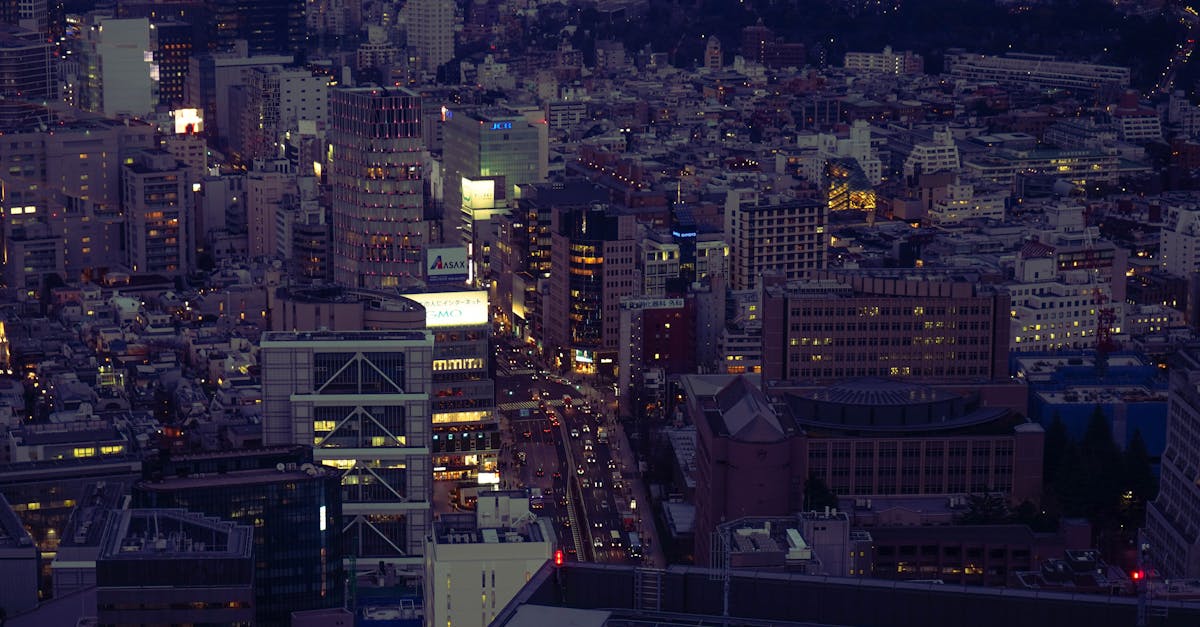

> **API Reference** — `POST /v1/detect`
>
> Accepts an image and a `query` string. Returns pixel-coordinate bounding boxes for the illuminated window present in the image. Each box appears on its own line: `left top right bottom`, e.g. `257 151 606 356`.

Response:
73 447 96 458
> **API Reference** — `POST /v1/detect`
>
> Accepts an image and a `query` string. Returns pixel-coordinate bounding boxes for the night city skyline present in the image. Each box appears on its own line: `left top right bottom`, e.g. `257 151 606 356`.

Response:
2 1 1200 626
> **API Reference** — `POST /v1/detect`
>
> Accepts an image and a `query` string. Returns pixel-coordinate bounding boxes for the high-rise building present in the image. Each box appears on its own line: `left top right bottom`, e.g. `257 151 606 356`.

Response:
0 0 48 36
133 448 344 627
0 24 52 100
544 202 640 376
401 0 455 73
151 19 194 107
121 150 192 277
78 14 157 119
1146 346 1200 578
328 86 429 289
205 0 305 57
441 106 548 254
260 330 434 576
724 190 827 291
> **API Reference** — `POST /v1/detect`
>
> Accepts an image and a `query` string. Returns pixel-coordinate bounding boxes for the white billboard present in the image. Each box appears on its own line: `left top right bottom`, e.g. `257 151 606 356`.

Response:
461 177 496 210
426 246 469 284
405 291 489 328
172 108 204 134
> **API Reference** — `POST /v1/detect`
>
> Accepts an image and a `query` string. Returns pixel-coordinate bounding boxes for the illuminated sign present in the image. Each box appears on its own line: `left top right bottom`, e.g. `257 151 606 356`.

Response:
491 121 512 130
426 246 469 283
172 108 204 134
405 291 489 328
319 505 327 531
620 298 685 311
461 178 496 211
432 357 486 371
574 349 594 364
477 472 500 485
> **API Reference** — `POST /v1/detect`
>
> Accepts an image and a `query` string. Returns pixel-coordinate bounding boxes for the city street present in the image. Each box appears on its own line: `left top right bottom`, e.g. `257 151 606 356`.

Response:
492 337 665 568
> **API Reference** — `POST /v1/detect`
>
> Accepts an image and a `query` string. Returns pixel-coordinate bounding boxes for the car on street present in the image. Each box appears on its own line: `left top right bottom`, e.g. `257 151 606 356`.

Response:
536 467 545 477
570 428 580 439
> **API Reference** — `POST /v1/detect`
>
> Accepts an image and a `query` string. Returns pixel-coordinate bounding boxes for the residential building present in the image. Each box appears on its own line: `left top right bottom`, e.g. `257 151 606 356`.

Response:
328 86 429 289
945 51 1130 92
402 0 455 73
260 330 434 576
724 190 827 290
122 150 192 277
844 46 924 75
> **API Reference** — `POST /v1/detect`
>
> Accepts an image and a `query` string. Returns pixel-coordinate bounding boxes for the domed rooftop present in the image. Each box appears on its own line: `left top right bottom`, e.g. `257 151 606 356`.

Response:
805 379 955 406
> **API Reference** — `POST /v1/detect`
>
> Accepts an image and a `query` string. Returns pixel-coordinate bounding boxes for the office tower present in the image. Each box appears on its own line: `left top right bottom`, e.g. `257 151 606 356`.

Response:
1146 346 1200 578
133 448 344 626
0 25 51 100
96 509 255 626
151 19 193 107
543 202 639 377
441 107 548 252
424 492 554 627
260 331 434 576
0 0 47 35
760 271 1011 383
724 190 827 290
121 150 192 277
78 14 157 119
205 0 305 57
328 86 428 289
402 0 455 73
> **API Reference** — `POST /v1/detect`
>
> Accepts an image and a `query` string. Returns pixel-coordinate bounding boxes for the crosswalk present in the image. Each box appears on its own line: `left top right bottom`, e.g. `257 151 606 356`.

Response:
498 399 564 411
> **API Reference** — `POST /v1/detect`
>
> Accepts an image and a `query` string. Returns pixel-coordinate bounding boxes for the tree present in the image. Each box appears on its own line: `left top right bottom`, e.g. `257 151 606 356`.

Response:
803 473 839 512
1044 412 1069 484
956 493 1010 525
1123 429 1158 503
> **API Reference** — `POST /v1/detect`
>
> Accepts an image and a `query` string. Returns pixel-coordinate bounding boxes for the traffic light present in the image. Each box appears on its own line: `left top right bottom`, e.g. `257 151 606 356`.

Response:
554 549 564 567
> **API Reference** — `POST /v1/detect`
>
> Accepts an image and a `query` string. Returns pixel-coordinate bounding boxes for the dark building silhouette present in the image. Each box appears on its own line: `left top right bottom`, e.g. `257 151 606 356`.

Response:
133 448 343 627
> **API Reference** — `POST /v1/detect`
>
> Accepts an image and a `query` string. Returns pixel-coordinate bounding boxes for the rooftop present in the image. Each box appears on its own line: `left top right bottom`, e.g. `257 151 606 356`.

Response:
100 508 253 560
261 330 431 345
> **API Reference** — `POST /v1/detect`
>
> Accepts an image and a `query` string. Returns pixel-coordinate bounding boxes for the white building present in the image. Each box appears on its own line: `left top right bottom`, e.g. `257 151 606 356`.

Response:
1160 202 1200 277
903 128 960 179
1008 233 1125 353
424 490 553 627
81 15 157 119
260 330 434 576
927 182 1006 224
402 0 455 73
843 46 923 75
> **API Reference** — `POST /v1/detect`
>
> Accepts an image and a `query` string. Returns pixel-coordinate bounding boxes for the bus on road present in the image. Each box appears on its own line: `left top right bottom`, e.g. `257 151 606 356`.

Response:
627 531 642 559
